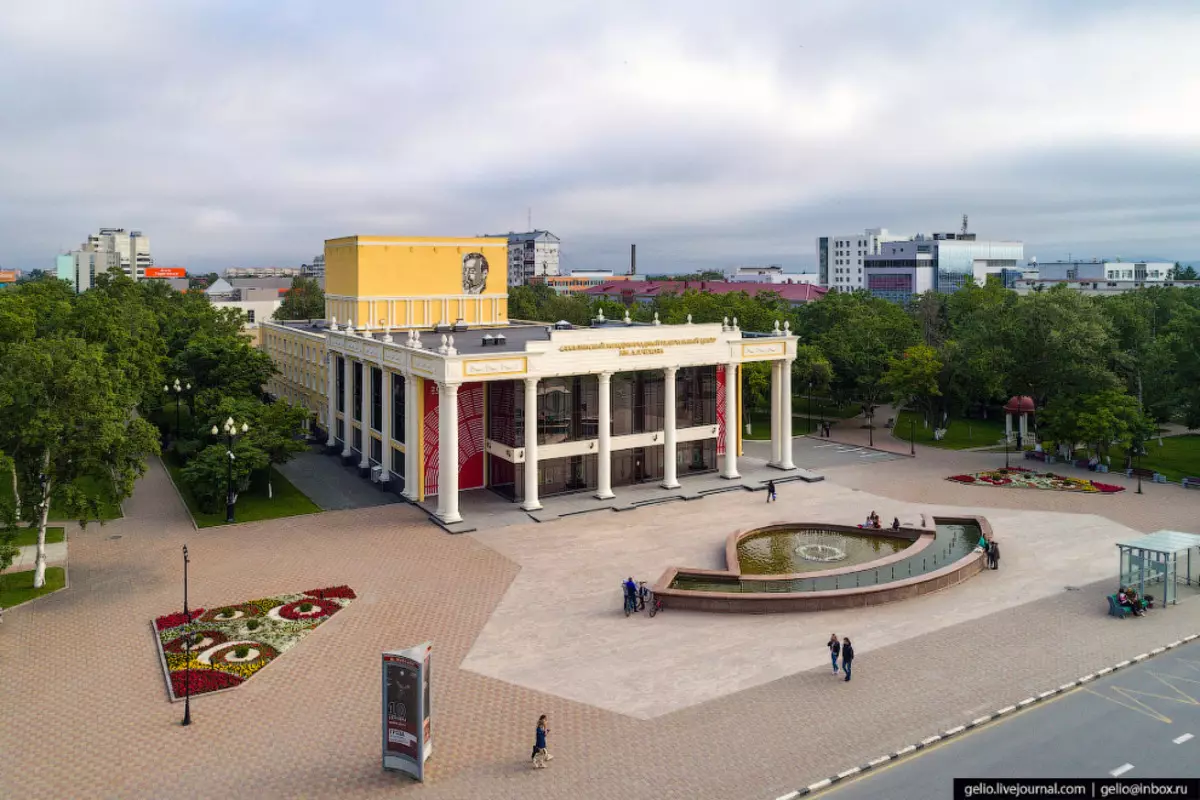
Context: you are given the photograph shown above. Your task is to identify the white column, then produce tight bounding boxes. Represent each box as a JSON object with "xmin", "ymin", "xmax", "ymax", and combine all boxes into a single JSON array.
[
  {"xmin": 359, "ymin": 363, "xmax": 371, "ymax": 469},
  {"xmin": 437, "ymin": 383, "xmax": 462, "ymax": 523},
  {"xmin": 721, "ymin": 363, "xmax": 740, "ymax": 479},
  {"xmin": 325, "ymin": 354, "xmax": 336, "ymax": 447},
  {"xmin": 662, "ymin": 366, "xmax": 680, "ymax": 488},
  {"xmin": 522, "ymin": 377, "xmax": 542, "ymax": 511},
  {"xmin": 340, "ymin": 356, "xmax": 352, "ymax": 457},
  {"xmin": 379, "ymin": 369, "xmax": 392, "ymax": 482},
  {"xmin": 596, "ymin": 372, "xmax": 614, "ymax": 499},
  {"xmin": 402, "ymin": 374, "xmax": 419, "ymax": 501},
  {"xmin": 1019, "ymin": 412, "xmax": 1028, "ymax": 442},
  {"xmin": 780, "ymin": 358, "xmax": 796, "ymax": 470},
  {"xmin": 769, "ymin": 360, "xmax": 782, "ymax": 466},
  {"xmin": 1005, "ymin": 413, "xmax": 1013, "ymax": 442}
]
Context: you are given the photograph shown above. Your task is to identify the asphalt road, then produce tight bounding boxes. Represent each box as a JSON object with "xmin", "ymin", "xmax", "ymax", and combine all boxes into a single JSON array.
[
  {"xmin": 744, "ymin": 437, "xmax": 906, "ymax": 470},
  {"xmin": 819, "ymin": 638, "xmax": 1200, "ymax": 799}
]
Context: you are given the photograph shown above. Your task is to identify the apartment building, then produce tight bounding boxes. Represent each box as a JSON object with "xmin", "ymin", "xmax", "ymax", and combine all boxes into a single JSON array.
[
  {"xmin": 816, "ymin": 228, "xmax": 906, "ymax": 291},
  {"xmin": 481, "ymin": 230, "xmax": 561, "ymax": 286}
]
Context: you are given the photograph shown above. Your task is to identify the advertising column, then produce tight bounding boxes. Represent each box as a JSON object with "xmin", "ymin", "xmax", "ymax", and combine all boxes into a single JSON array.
[{"xmin": 382, "ymin": 642, "xmax": 433, "ymax": 780}]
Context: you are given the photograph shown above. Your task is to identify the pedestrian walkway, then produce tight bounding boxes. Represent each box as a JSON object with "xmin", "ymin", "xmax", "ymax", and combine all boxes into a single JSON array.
[
  {"xmin": 276, "ymin": 446, "xmax": 402, "ymax": 510},
  {"xmin": 9, "ymin": 541, "xmax": 67, "ymax": 570}
]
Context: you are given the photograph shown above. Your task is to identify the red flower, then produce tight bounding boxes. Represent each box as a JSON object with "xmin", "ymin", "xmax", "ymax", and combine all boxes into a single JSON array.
[
  {"xmin": 156, "ymin": 609, "xmax": 205, "ymax": 631},
  {"xmin": 304, "ymin": 585, "xmax": 356, "ymax": 600},
  {"xmin": 163, "ymin": 629, "xmax": 228, "ymax": 653},
  {"xmin": 950, "ymin": 475, "xmax": 975, "ymax": 483},
  {"xmin": 170, "ymin": 668, "xmax": 243, "ymax": 698}
]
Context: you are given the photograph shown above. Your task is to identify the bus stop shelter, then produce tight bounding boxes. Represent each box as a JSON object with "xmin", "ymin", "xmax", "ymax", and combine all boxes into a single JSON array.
[{"xmin": 1115, "ymin": 530, "xmax": 1200, "ymax": 607}]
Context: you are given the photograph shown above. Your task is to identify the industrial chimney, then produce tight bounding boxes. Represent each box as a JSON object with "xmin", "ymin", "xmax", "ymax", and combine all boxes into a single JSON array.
[{"xmin": 630, "ymin": 244, "xmax": 637, "ymax": 276}]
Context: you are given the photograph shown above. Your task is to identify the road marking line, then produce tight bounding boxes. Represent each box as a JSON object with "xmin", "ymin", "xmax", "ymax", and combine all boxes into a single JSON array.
[
  {"xmin": 996, "ymin": 705, "xmax": 1016, "ymax": 715},
  {"xmin": 807, "ymin": 779, "xmax": 832, "ymax": 792},
  {"xmin": 971, "ymin": 716, "xmax": 993, "ymax": 726},
  {"xmin": 1111, "ymin": 763, "xmax": 1134, "ymax": 777},
  {"xmin": 837, "ymin": 768, "xmax": 861, "ymax": 779},
  {"xmin": 1174, "ymin": 733, "xmax": 1194, "ymax": 744},
  {"xmin": 775, "ymin": 792, "xmax": 800, "ymax": 800},
  {"xmin": 812, "ymin": 444, "xmax": 837, "ymax": 449}
]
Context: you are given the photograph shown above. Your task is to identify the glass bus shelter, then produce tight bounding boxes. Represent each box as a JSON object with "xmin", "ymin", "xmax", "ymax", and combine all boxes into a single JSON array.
[{"xmin": 1115, "ymin": 530, "xmax": 1200, "ymax": 608}]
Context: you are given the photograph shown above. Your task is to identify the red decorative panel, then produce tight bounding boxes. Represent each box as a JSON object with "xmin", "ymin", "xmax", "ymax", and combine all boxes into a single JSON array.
[
  {"xmin": 422, "ymin": 381, "xmax": 485, "ymax": 497},
  {"xmin": 716, "ymin": 366, "xmax": 727, "ymax": 456}
]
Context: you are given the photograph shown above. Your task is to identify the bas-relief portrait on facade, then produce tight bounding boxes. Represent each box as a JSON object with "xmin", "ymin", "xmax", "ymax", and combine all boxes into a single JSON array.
[{"xmin": 462, "ymin": 252, "xmax": 489, "ymax": 295}]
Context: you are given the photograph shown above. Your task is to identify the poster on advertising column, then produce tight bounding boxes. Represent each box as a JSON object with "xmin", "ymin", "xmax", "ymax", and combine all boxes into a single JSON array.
[{"xmin": 382, "ymin": 643, "xmax": 433, "ymax": 780}]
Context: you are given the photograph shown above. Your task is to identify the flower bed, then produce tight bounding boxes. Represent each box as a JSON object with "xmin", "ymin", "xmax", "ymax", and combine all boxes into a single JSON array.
[
  {"xmin": 154, "ymin": 585, "xmax": 356, "ymax": 700},
  {"xmin": 945, "ymin": 468, "xmax": 1125, "ymax": 493}
]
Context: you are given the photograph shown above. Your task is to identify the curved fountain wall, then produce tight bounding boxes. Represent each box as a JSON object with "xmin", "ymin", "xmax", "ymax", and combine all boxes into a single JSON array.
[{"xmin": 652, "ymin": 516, "xmax": 992, "ymax": 613}]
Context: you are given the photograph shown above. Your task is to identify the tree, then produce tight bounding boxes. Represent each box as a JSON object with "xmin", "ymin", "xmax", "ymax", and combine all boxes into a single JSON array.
[
  {"xmin": 180, "ymin": 440, "xmax": 268, "ymax": 513},
  {"xmin": 274, "ymin": 276, "xmax": 326, "ymax": 321},
  {"xmin": 1039, "ymin": 389, "xmax": 1152, "ymax": 460},
  {"xmin": 882, "ymin": 345, "xmax": 943, "ymax": 421},
  {"xmin": 0, "ymin": 337, "xmax": 160, "ymax": 587},
  {"xmin": 1171, "ymin": 263, "xmax": 1198, "ymax": 281},
  {"xmin": 792, "ymin": 344, "xmax": 833, "ymax": 394},
  {"xmin": 201, "ymin": 395, "xmax": 308, "ymax": 497},
  {"xmin": 15, "ymin": 269, "xmax": 49, "ymax": 284},
  {"xmin": 175, "ymin": 331, "xmax": 275, "ymax": 419}
]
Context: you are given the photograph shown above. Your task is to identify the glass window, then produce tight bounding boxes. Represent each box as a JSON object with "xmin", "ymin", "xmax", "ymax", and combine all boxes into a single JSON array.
[
  {"xmin": 353, "ymin": 362, "xmax": 363, "ymax": 421},
  {"xmin": 353, "ymin": 427, "xmax": 362, "ymax": 452},
  {"xmin": 371, "ymin": 368, "xmax": 383, "ymax": 432},
  {"xmin": 679, "ymin": 439, "xmax": 717, "ymax": 475},
  {"xmin": 336, "ymin": 418, "xmax": 344, "ymax": 443},
  {"xmin": 336, "ymin": 356, "xmax": 345, "ymax": 412},
  {"xmin": 676, "ymin": 366, "xmax": 717, "ymax": 428},
  {"xmin": 536, "ymin": 375, "xmax": 599, "ymax": 445},
  {"xmin": 370, "ymin": 436, "xmax": 382, "ymax": 464},
  {"xmin": 487, "ymin": 380, "xmax": 521, "ymax": 446},
  {"xmin": 535, "ymin": 454, "xmax": 598, "ymax": 497},
  {"xmin": 611, "ymin": 371, "xmax": 664, "ymax": 435}
]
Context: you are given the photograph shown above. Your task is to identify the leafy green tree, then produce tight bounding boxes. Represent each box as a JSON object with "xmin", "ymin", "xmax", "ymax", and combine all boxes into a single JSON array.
[
  {"xmin": 176, "ymin": 331, "xmax": 276, "ymax": 421},
  {"xmin": 72, "ymin": 274, "xmax": 166, "ymax": 408},
  {"xmin": 180, "ymin": 440, "xmax": 269, "ymax": 513},
  {"xmin": 0, "ymin": 337, "xmax": 159, "ymax": 587},
  {"xmin": 1039, "ymin": 389, "xmax": 1152, "ymax": 460},
  {"xmin": 274, "ymin": 276, "xmax": 326, "ymax": 321},
  {"xmin": 200, "ymin": 395, "xmax": 309, "ymax": 496},
  {"xmin": 792, "ymin": 344, "xmax": 833, "ymax": 394},
  {"xmin": 1171, "ymin": 263, "xmax": 1198, "ymax": 281},
  {"xmin": 882, "ymin": 345, "xmax": 944, "ymax": 421}
]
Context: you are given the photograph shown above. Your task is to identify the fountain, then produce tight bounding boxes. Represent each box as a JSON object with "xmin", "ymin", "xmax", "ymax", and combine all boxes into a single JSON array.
[{"xmin": 796, "ymin": 533, "xmax": 849, "ymax": 563}]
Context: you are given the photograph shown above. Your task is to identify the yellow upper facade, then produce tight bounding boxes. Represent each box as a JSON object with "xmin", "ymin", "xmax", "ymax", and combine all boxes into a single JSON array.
[{"xmin": 324, "ymin": 235, "xmax": 509, "ymax": 329}]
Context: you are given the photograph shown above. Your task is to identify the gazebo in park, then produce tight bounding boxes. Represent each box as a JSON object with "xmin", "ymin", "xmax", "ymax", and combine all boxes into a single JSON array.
[
  {"xmin": 1115, "ymin": 530, "xmax": 1200, "ymax": 608},
  {"xmin": 1003, "ymin": 395, "xmax": 1036, "ymax": 444}
]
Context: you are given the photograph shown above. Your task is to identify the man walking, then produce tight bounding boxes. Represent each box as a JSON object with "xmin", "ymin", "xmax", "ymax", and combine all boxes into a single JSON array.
[
  {"xmin": 842, "ymin": 637, "xmax": 855, "ymax": 682},
  {"xmin": 766, "ymin": 479, "xmax": 777, "ymax": 503}
]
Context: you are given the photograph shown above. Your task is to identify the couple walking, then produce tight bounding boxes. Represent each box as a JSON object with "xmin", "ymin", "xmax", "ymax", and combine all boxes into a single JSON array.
[{"xmin": 827, "ymin": 634, "xmax": 855, "ymax": 682}]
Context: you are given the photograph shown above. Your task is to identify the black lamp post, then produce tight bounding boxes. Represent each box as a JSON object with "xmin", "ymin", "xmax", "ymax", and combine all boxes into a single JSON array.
[
  {"xmin": 1136, "ymin": 447, "xmax": 1144, "ymax": 495},
  {"xmin": 807, "ymin": 382, "xmax": 813, "ymax": 435},
  {"xmin": 212, "ymin": 417, "xmax": 249, "ymax": 524},
  {"xmin": 182, "ymin": 544, "xmax": 192, "ymax": 727},
  {"xmin": 910, "ymin": 417, "xmax": 916, "ymax": 455},
  {"xmin": 1004, "ymin": 431, "xmax": 1010, "ymax": 469},
  {"xmin": 164, "ymin": 378, "xmax": 191, "ymax": 442},
  {"xmin": 867, "ymin": 406, "xmax": 874, "ymax": 447}
]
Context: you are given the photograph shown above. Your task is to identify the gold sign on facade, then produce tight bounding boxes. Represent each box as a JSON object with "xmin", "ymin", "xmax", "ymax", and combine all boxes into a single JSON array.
[{"xmin": 560, "ymin": 337, "xmax": 717, "ymax": 357}]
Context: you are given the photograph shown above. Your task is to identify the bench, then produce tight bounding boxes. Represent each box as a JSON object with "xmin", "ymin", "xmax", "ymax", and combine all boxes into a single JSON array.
[
  {"xmin": 1106, "ymin": 594, "xmax": 1129, "ymax": 619},
  {"xmin": 1127, "ymin": 467, "xmax": 1154, "ymax": 480},
  {"xmin": 1183, "ymin": 477, "xmax": 1200, "ymax": 490}
]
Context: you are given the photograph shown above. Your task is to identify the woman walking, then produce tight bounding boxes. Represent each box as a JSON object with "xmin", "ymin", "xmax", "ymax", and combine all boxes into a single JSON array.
[
  {"xmin": 827, "ymin": 633, "xmax": 840, "ymax": 675},
  {"xmin": 842, "ymin": 637, "xmax": 855, "ymax": 682},
  {"xmin": 532, "ymin": 714, "xmax": 552, "ymax": 768},
  {"xmin": 766, "ymin": 479, "xmax": 777, "ymax": 503}
]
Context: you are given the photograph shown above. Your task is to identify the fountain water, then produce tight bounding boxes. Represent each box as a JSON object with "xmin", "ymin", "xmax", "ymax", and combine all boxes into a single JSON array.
[{"xmin": 795, "ymin": 532, "xmax": 849, "ymax": 563}]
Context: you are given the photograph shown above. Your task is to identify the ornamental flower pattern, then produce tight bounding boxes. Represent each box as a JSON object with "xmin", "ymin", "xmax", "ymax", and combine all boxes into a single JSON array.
[
  {"xmin": 945, "ymin": 468, "xmax": 1125, "ymax": 493},
  {"xmin": 154, "ymin": 586, "xmax": 354, "ymax": 700}
]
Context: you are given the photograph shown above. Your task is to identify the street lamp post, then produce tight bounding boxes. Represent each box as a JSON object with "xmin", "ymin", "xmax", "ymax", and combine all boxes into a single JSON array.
[
  {"xmin": 164, "ymin": 379, "xmax": 192, "ymax": 442},
  {"xmin": 1136, "ymin": 449, "xmax": 1144, "ymax": 495},
  {"xmin": 212, "ymin": 417, "xmax": 250, "ymax": 523},
  {"xmin": 1005, "ymin": 431, "xmax": 1010, "ymax": 469},
  {"xmin": 910, "ymin": 418, "xmax": 915, "ymax": 456},
  {"xmin": 807, "ymin": 382, "xmax": 813, "ymax": 435},
  {"xmin": 182, "ymin": 544, "xmax": 192, "ymax": 727},
  {"xmin": 867, "ymin": 405, "xmax": 874, "ymax": 447}
]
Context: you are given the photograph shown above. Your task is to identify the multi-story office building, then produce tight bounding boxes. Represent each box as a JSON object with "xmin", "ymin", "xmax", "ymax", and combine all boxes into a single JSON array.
[
  {"xmin": 65, "ymin": 227, "xmax": 153, "ymax": 291},
  {"xmin": 586, "ymin": 279, "xmax": 826, "ymax": 308},
  {"xmin": 529, "ymin": 270, "xmax": 630, "ymax": 296},
  {"xmin": 728, "ymin": 265, "xmax": 820, "ymax": 285},
  {"xmin": 300, "ymin": 254, "xmax": 325, "ymax": 280},
  {"xmin": 816, "ymin": 228, "xmax": 907, "ymax": 291},
  {"xmin": 482, "ymin": 230, "xmax": 561, "ymax": 286},
  {"xmin": 1014, "ymin": 260, "xmax": 1178, "ymax": 296},
  {"xmin": 864, "ymin": 230, "xmax": 1024, "ymax": 305},
  {"xmin": 261, "ymin": 234, "xmax": 799, "ymax": 526}
]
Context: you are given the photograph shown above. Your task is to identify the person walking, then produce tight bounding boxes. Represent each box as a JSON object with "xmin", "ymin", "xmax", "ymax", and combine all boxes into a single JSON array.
[
  {"xmin": 827, "ymin": 633, "xmax": 840, "ymax": 675},
  {"xmin": 841, "ymin": 637, "xmax": 855, "ymax": 682},
  {"xmin": 766, "ymin": 479, "xmax": 777, "ymax": 503},
  {"xmin": 990, "ymin": 540, "xmax": 1000, "ymax": 570},
  {"xmin": 532, "ymin": 714, "xmax": 552, "ymax": 768}
]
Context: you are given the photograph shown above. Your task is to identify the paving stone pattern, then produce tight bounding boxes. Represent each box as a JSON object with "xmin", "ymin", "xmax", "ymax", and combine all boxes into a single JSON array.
[{"xmin": 2, "ymin": 447, "xmax": 1200, "ymax": 799}]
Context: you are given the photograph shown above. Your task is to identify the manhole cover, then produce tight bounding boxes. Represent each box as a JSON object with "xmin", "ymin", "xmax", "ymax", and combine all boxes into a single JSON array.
[
  {"xmin": 108, "ymin": 535, "xmax": 122, "ymax": 541},
  {"xmin": 1064, "ymin": 585, "xmax": 1080, "ymax": 591}
]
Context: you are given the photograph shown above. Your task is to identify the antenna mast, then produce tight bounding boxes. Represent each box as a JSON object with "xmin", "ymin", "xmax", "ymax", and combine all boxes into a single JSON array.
[{"xmin": 961, "ymin": 214, "xmax": 969, "ymax": 236}]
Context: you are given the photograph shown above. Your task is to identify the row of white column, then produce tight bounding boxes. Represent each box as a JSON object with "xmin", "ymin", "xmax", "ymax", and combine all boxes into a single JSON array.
[{"xmin": 324, "ymin": 356, "xmax": 794, "ymax": 525}]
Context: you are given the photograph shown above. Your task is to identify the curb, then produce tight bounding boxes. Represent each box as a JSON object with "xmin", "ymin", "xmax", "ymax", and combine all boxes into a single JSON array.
[
  {"xmin": 801, "ymin": 434, "xmax": 913, "ymax": 459},
  {"xmin": 777, "ymin": 633, "xmax": 1199, "ymax": 798}
]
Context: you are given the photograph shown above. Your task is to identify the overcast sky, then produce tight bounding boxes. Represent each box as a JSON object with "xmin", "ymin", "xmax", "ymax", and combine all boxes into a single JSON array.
[{"xmin": 1, "ymin": 0, "xmax": 1197, "ymax": 274}]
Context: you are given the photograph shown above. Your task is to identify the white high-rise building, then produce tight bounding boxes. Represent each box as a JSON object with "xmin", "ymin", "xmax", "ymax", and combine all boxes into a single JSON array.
[
  {"xmin": 300, "ymin": 254, "xmax": 325, "ymax": 279},
  {"xmin": 482, "ymin": 230, "xmax": 561, "ymax": 286},
  {"xmin": 67, "ymin": 227, "xmax": 153, "ymax": 291},
  {"xmin": 815, "ymin": 227, "xmax": 907, "ymax": 291}
]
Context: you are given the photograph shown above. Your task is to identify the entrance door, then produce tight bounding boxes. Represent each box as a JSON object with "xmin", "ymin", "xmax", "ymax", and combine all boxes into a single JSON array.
[{"xmin": 633, "ymin": 448, "xmax": 646, "ymax": 483}]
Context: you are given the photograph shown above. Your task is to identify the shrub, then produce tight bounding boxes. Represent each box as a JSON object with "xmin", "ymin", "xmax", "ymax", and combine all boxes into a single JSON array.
[
  {"xmin": 234, "ymin": 646, "xmax": 250, "ymax": 658},
  {"xmin": 298, "ymin": 602, "xmax": 313, "ymax": 612}
]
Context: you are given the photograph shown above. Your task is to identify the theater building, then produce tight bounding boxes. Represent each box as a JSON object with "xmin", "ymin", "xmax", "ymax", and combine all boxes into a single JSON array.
[{"xmin": 262, "ymin": 235, "xmax": 799, "ymax": 525}]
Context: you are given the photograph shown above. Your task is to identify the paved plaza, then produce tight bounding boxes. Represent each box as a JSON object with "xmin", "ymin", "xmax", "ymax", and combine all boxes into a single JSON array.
[{"xmin": 2, "ymin": 445, "xmax": 1200, "ymax": 800}]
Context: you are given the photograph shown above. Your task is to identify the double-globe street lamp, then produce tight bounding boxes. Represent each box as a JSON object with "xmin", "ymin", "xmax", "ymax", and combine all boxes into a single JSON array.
[
  {"xmin": 212, "ymin": 417, "xmax": 250, "ymax": 523},
  {"xmin": 163, "ymin": 378, "xmax": 192, "ymax": 442},
  {"xmin": 182, "ymin": 544, "xmax": 192, "ymax": 727}
]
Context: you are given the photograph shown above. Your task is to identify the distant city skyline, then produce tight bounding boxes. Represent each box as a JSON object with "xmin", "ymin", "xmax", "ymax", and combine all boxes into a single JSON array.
[{"xmin": 1, "ymin": 1, "xmax": 1197, "ymax": 274}]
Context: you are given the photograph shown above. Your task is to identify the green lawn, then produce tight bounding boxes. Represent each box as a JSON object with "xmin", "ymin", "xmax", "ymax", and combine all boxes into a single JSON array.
[
  {"xmin": 165, "ymin": 460, "xmax": 321, "ymax": 528},
  {"xmin": 0, "ymin": 566, "xmax": 67, "ymax": 609},
  {"xmin": 893, "ymin": 410, "xmax": 1008, "ymax": 450},
  {"xmin": 1113, "ymin": 435, "xmax": 1200, "ymax": 483},
  {"xmin": 744, "ymin": 399, "xmax": 862, "ymax": 440},
  {"xmin": 8, "ymin": 526, "xmax": 65, "ymax": 548},
  {"xmin": 0, "ymin": 474, "xmax": 121, "ymax": 521}
]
